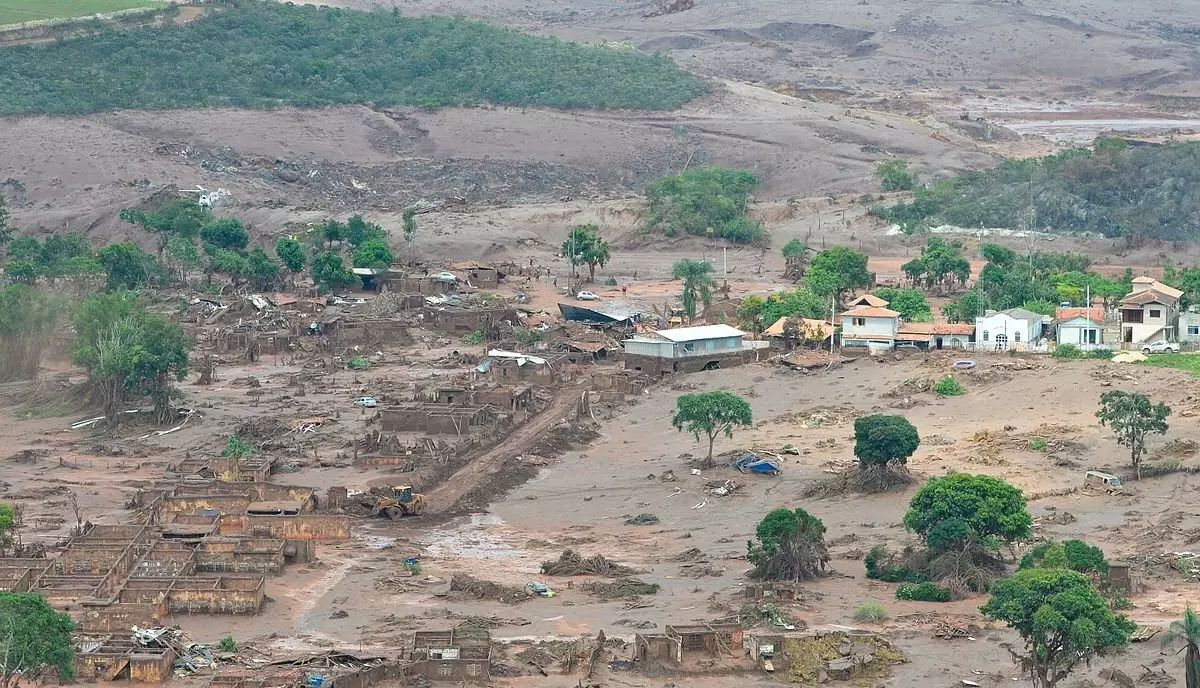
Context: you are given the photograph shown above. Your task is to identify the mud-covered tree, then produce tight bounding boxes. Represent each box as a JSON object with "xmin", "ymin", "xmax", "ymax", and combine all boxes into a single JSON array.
[
  {"xmin": 119, "ymin": 198, "xmax": 210, "ymax": 258},
  {"xmin": 672, "ymin": 258, "xmax": 714, "ymax": 319},
  {"xmin": 1096, "ymin": 389, "xmax": 1170, "ymax": 479},
  {"xmin": 747, "ymin": 507, "xmax": 829, "ymax": 582},
  {"xmin": 402, "ymin": 207, "xmax": 418, "ymax": 260},
  {"xmin": 904, "ymin": 473, "xmax": 1032, "ymax": 552},
  {"xmin": 244, "ymin": 246, "xmax": 279, "ymax": 290},
  {"xmin": 1162, "ymin": 606, "xmax": 1200, "ymax": 688},
  {"xmin": 0, "ymin": 286, "xmax": 61, "ymax": 383},
  {"xmin": 0, "ymin": 591, "xmax": 76, "ymax": 688},
  {"xmin": 275, "ymin": 236, "xmax": 306, "ymax": 277},
  {"xmin": 854, "ymin": 414, "xmax": 920, "ymax": 468},
  {"xmin": 561, "ymin": 224, "xmax": 611, "ymax": 283},
  {"xmin": 782, "ymin": 239, "xmax": 808, "ymax": 281},
  {"xmin": 670, "ymin": 390, "xmax": 752, "ymax": 467},
  {"xmin": 981, "ymin": 568, "xmax": 1134, "ymax": 687},
  {"xmin": 0, "ymin": 196, "xmax": 11, "ymax": 251}
]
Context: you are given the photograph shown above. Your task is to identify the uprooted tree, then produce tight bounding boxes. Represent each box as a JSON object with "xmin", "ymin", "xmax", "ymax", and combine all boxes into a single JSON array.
[
  {"xmin": 670, "ymin": 390, "xmax": 752, "ymax": 467},
  {"xmin": 851, "ymin": 413, "xmax": 920, "ymax": 490},
  {"xmin": 73, "ymin": 293, "xmax": 192, "ymax": 430},
  {"xmin": 0, "ymin": 591, "xmax": 75, "ymax": 688},
  {"xmin": 1096, "ymin": 389, "xmax": 1170, "ymax": 479},
  {"xmin": 981, "ymin": 568, "xmax": 1134, "ymax": 687},
  {"xmin": 747, "ymin": 507, "xmax": 829, "ymax": 582}
]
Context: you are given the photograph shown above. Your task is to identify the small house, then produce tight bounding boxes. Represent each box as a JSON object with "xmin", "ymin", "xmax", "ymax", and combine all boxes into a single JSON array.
[
  {"xmin": 975, "ymin": 308, "xmax": 1048, "ymax": 350},
  {"xmin": 1120, "ymin": 278, "xmax": 1182, "ymax": 344},
  {"xmin": 1181, "ymin": 309, "xmax": 1200, "ymax": 343},
  {"xmin": 1055, "ymin": 306, "xmax": 1107, "ymax": 347},
  {"xmin": 624, "ymin": 324, "xmax": 756, "ymax": 375},
  {"xmin": 763, "ymin": 317, "xmax": 833, "ymax": 349}
]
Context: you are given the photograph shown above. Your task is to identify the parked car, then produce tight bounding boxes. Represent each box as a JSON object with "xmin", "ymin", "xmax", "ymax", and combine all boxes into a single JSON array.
[
  {"xmin": 354, "ymin": 396, "xmax": 378, "ymax": 408},
  {"xmin": 576, "ymin": 290, "xmax": 600, "ymax": 301},
  {"xmin": 1142, "ymin": 340, "xmax": 1180, "ymax": 354}
]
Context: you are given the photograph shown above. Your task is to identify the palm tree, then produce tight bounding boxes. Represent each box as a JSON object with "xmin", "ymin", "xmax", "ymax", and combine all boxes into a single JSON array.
[
  {"xmin": 1163, "ymin": 606, "xmax": 1200, "ymax": 688},
  {"xmin": 672, "ymin": 258, "xmax": 714, "ymax": 320}
]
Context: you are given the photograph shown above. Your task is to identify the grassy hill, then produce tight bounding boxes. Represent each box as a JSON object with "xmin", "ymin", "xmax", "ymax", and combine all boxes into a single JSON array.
[
  {"xmin": 0, "ymin": 0, "xmax": 162, "ymax": 26},
  {"xmin": 0, "ymin": 0, "xmax": 707, "ymax": 116},
  {"xmin": 873, "ymin": 139, "xmax": 1200, "ymax": 243}
]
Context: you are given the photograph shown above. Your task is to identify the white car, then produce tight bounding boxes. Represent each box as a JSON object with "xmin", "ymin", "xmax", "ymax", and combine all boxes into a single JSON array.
[
  {"xmin": 576, "ymin": 291, "xmax": 600, "ymax": 301},
  {"xmin": 354, "ymin": 396, "xmax": 378, "ymax": 408},
  {"xmin": 1142, "ymin": 340, "xmax": 1180, "ymax": 354}
]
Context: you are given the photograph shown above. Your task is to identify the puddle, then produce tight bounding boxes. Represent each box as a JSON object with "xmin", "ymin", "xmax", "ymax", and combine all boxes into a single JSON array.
[{"xmin": 424, "ymin": 513, "xmax": 526, "ymax": 560}]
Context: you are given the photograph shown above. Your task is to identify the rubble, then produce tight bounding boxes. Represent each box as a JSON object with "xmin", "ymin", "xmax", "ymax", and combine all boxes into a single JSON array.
[
  {"xmin": 625, "ymin": 513, "xmax": 660, "ymax": 526},
  {"xmin": 540, "ymin": 549, "xmax": 638, "ymax": 576},
  {"xmin": 783, "ymin": 632, "xmax": 906, "ymax": 684},
  {"xmin": 580, "ymin": 578, "xmax": 660, "ymax": 599},
  {"xmin": 447, "ymin": 574, "xmax": 529, "ymax": 604}
]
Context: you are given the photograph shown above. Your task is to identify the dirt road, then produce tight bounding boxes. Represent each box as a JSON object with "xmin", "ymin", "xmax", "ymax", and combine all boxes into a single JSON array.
[{"xmin": 424, "ymin": 381, "xmax": 587, "ymax": 514}]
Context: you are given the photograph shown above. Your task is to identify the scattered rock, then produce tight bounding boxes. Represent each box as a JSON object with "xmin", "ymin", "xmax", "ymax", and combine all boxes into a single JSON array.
[{"xmin": 626, "ymin": 513, "xmax": 660, "ymax": 526}]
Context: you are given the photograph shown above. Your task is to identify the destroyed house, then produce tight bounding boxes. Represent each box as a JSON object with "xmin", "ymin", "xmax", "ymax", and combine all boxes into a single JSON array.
[
  {"xmin": 624, "ymin": 324, "xmax": 754, "ymax": 375},
  {"xmin": 409, "ymin": 629, "xmax": 491, "ymax": 683}
]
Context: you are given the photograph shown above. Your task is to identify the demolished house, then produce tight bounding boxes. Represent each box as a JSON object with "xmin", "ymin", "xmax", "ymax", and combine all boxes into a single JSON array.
[{"xmin": 409, "ymin": 629, "xmax": 491, "ymax": 683}]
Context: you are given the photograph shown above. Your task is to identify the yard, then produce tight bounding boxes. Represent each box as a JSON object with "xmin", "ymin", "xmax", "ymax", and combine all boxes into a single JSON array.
[
  {"xmin": 1138, "ymin": 351, "xmax": 1200, "ymax": 376},
  {"xmin": 0, "ymin": 0, "xmax": 163, "ymax": 26}
]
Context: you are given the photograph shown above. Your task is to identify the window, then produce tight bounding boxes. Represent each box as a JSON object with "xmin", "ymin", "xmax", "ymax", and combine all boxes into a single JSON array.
[
  {"xmin": 683, "ymin": 342, "xmax": 695, "ymax": 352},
  {"xmin": 1087, "ymin": 329, "xmax": 1098, "ymax": 344},
  {"xmin": 853, "ymin": 318, "xmax": 865, "ymax": 327},
  {"xmin": 1190, "ymin": 326, "xmax": 1200, "ymax": 336},
  {"xmin": 1014, "ymin": 331, "xmax": 1021, "ymax": 343},
  {"xmin": 705, "ymin": 340, "xmax": 715, "ymax": 350},
  {"xmin": 982, "ymin": 330, "xmax": 989, "ymax": 342},
  {"xmin": 1150, "ymin": 309, "xmax": 1162, "ymax": 319}
]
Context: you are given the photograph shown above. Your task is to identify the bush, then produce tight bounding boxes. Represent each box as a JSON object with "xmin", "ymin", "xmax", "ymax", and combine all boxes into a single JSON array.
[
  {"xmin": 1088, "ymin": 348, "xmax": 1114, "ymax": 359},
  {"xmin": 643, "ymin": 168, "xmax": 761, "ymax": 243},
  {"xmin": 604, "ymin": 276, "xmax": 617, "ymax": 286},
  {"xmin": 1028, "ymin": 438, "xmax": 1047, "ymax": 451},
  {"xmin": 865, "ymin": 545, "xmax": 929, "ymax": 583},
  {"xmin": 346, "ymin": 356, "xmax": 372, "ymax": 370},
  {"xmin": 876, "ymin": 159, "xmax": 918, "ymax": 192},
  {"xmin": 217, "ymin": 636, "xmax": 237, "ymax": 653},
  {"xmin": 721, "ymin": 216, "xmax": 767, "ymax": 244},
  {"xmin": 853, "ymin": 601, "xmax": 888, "ymax": 622},
  {"xmin": 1053, "ymin": 344, "xmax": 1083, "ymax": 359},
  {"xmin": 895, "ymin": 582, "xmax": 952, "ymax": 602},
  {"xmin": 0, "ymin": 2, "xmax": 707, "ymax": 116},
  {"xmin": 221, "ymin": 435, "xmax": 253, "ymax": 459},
  {"xmin": 462, "ymin": 330, "xmax": 484, "ymax": 344},
  {"xmin": 932, "ymin": 374, "xmax": 965, "ymax": 396}
]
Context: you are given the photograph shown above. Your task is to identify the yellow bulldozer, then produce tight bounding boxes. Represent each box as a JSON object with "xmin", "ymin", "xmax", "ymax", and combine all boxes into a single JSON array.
[{"xmin": 363, "ymin": 485, "xmax": 425, "ymax": 519}]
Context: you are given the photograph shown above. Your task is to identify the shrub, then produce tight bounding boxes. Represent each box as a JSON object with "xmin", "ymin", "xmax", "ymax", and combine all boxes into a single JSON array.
[
  {"xmin": 221, "ymin": 435, "xmax": 253, "ymax": 458},
  {"xmin": 853, "ymin": 601, "xmax": 888, "ymax": 622},
  {"xmin": 346, "ymin": 356, "xmax": 372, "ymax": 370},
  {"xmin": 462, "ymin": 330, "xmax": 484, "ymax": 344},
  {"xmin": 643, "ymin": 168, "xmax": 761, "ymax": 243},
  {"xmin": 1088, "ymin": 348, "xmax": 1114, "ymax": 359},
  {"xmin": 876, "ymin": 159, "xmax": 918, "ymax": 191},
  {"xmin": 865, "ymin": 545, "xmax": 929, "ymax": 583},
  {"xmin": 604, "ymin": 276, "xmax": 618, "ymax": 286},
  {"xmin": 932, "ymin": 374, "xmax": 965, "ymax": 396},
  {"xmin": 217, "ymin": 636, "xmax": 237, "ymax": 653},
  {"xmin": 1028, "ymin": 438, "xmax": 1047, "ymax": 451},
  {"xmin": 895, "ymin": 582, "xmax": 952, "ymax": 602},
  {"xmin": 1053, "ymin": 344, "xmax": 1083, "ymax": 359}
]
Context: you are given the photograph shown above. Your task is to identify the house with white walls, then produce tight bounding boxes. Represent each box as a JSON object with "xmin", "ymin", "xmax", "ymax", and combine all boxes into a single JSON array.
[
  {"xmin": 839, "ymin": 305, "xmax": 900, "ymax": 349},
  {"xmin": 1120, "ymin": 277, "xmax": 1182, "ymax": 344},
  {"xmin": 975, "ymin": 308, "xmax": 1049, "ymax": 351},
  {"xmin": 1055, "ymin": 306, "xmax": 1108, "ymax": 348}
]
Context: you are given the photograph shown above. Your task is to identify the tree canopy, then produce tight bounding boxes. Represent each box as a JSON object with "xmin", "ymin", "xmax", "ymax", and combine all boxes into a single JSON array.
[
  {"xmin": 561, "ymin": 224, "xmax": 611, "ymax": 283},
  {"xmin": 0, "ymin": 1, "xmax": 707, "ymax": 116},
  {"xmin": 904, "ymin": 473, "xmax": 1032, "ymax": 548},
  {"xmin": 311, "ymin": 251, "xmax": 357, "ymax": 292},
  {"xmin": 200, "ymin": 218, "xmax": 251, "ymax": 251},
  {"xmin": 876, "ymin": 159, "xmax": 918, "ymax": 191},
  {"xmin": 672, "ymin": 258, "xmax": 715, "ymax": 319},
  {"xmin": 353, "ymin": 239, "xmax": 394, "ymax": 270},
  {"xmin": 980, "ymin": 568, "xmax": 1134, "ymax": 687},
  {"xmin": 870, "ymin": 287, "xmax": 931, "ymax": 321},
  {"xmin": 805, "ymin": 246, "xmax": 871, "ymax": 305},
  {"xmin": 853, "ymin": 414, "xmax": 920, "ymax": 467},
  {"xmin": 644, "ymin": 168, "xmax": 764, "ymax": 244},
  {"xmin": 1096, "ymin": 390, "xmax": 1170, "ymax": 479},
  {"xmin": 670, "ymin": 391, "xmax": 753, "ymax": 466},
  {"xmin": 901, "ymin": 238, "xmax": 971, "ymax": 292},
  {"xmin": 275, "ymin": 237, "xmax": 306, "ymax": 274},
  {"xmin": 0, "ymin": 591, "xmax": 76, "ymax": 688},
  {"xmin": 119, "ymin": 199, "xmax": 210, "ymax": 256},
  {"xmin": 747, "ymin": 507, "xmax": 829, "ymax": 582}
]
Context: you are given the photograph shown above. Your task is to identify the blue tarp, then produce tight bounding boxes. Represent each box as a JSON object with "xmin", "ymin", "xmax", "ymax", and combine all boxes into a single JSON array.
[{"xmin": 734, "ymin": 452, "xmax": 781, "ymax": 475}]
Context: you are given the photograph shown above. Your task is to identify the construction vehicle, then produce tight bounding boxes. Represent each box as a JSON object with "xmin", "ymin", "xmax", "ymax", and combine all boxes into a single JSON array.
[
  {"xmin": 362, "ymin": 485, "xmax": 425, "ymax": 519},
  {"xmin": 667, "ymin": 307, "xmax": 685, "ymax": 326}
]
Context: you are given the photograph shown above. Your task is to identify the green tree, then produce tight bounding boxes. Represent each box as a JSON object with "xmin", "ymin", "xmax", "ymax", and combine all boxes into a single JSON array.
[
  {"xmin": 402, "ymin": 207, "xmax": 418, "ymax": 260},
  {"xmin": 344, "ymin": 214, "xmax": 386, "ymax": 247},
  {"xmin": 119, "ymin": 198, "xmax": 210, "ymax": 257},
  {"xmin": 244, "ymin": 246, "xmax": 279, "ymax": 290},
  {"xmin": 747, "ymin": 507, "xmax": 829, "ymax": 582},
  {"xmin": 0, "ymin": 591, "xmax": 76, "ymax": 688},
  {"xmin": 672, "ymin": 258, "xmax": 714, "ymax": 319},
  {"xmin": 275, "ymin": 236, "xmax": 306, "ymax": 275},
  {"xmin": 206, "ymin": 247, "xmax": 248, "ymax": 286},
  {"xmin": 126, "ymin": 313, "xmax": 192, "ymax": 424},
  {"xmin": 760, "ymin": 286, "xmax": 825, "ymax": 324},
  {"xmin": 561, "ymin": 224, "xmax": 612, "ymax": 283},
  {"xmin": 643, "ymin": 167, "xmax": 761, "ymax": 243},
  {"xmin": 97, "ymin": 242, "xmax": 163, "ymax": 290},
  {"xmin": 200, "ymin": 218, "xmax": 250, "ymax": 251},
  {"xmin": 1162, "ymin": 606, "xmax": 1200, "ymax": 688},
  {"xmin": 165, "ymin": 234, "xmax": 203, "ymax": 279},
  {"xmin": 902, "ymin": 238, "xmax": 971, "ymax": 292},
  {"xmin": 871, "ymin": 287, "xmax": 931, "ymax": 321},
  {"xmin": 1022, "ymin": 299, "xmax": 1057, "ymax": 316},
  {"xmin": 853, "ymin": 414, "xmax": 920, "ymax": 469},
  {"xmin": 353, "ymin": 239, "xmax": 394, "ymax": 270},
  {"xmin": 781, "ymin": 238, "xmax": 808, "ymax": 281},
  {"xmin": 311, "ymin": 251, "xmax": 357, "ymax": 292},
  {"xmin": 980, "ymin": 568, "xmax": 1134, "ymax": 687},
  {"xmin": 805, "ymin": 246, "xmax": 871, "ymax": 305},
  {"xmin": 904, "ymin": 473, "xmax": 1032, "ymax": 548},
  {"xmin": 876, "ymin": 159, "xmax": 918, "ymax": 191},
  {"xmin": 0, "ymin": 503, "xmax": 13, "ymax": 555},
  {"xmin": 736, "ymin": 295, "xmax": 766, "ymax": 331},
  {"xmin": 1096, "ymin": 389, "xmax": 1170, "ymax": 479},
  {"xmin": 1019, "ymin": 539, "xmax": 1108, "ymax": 575},
  {"xmin": 0, "ymin": 196, "xmax": 12, "ymax": 250},
  {"xmin": 670, "ymin": 390, "xmax": 753, "ymax": 467}
]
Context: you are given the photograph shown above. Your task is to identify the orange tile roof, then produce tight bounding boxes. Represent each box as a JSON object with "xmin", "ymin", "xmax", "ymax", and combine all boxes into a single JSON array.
[
  {"xmin": 932, "ymin": 323, "xmax": 976, "ymax": 335},
  {"xmin": 839, "ymin": 306, "xmax": 900, "ymax": 318},
  {"xmin": 850, "ymin": 294, "xmax": 890, "ymax": 308},
  {"xmin": 764, "ymin": 317, "xmax": 833, "ymax": 338},
  {"xmin": 1056, "ymin": 306, "xmax": 1105, "ymax": 322}
]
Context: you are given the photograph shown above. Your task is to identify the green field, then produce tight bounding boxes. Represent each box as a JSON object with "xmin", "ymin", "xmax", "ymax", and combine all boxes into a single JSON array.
[
  {"xmin": 1138, "ymin": 352, "xmax": 1200, "ymax": 377},
  {"xmin": 0, "ymin": 0, "xmax": 163, "ymax": 27}
]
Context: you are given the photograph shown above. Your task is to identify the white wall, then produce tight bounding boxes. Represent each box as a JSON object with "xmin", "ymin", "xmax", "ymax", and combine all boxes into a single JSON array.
[
  {"xmin": 841, "ymin": 315, "xmax": 897, "ymax": 340},
  {"xmin": 1058, "ymin": 322, "xmax": 1103, "ymax": 346},
  {"xmin": 976, "ymin": 313, "xmax": 1040, "ymax": 348}
]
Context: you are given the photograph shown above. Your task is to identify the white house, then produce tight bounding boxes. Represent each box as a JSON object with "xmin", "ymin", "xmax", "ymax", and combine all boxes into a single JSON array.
[
  {"xmin": 975, "ymin": 308, "xmax": 1048, "ymax": 351},
  {"xmin": 1055, "ymin": 306, "xmax": 1107, "ymax": 347},
  {"xmin": 1120, "ymin": 277, "xmax": 1182, "ymax": 344},
  {"xmin": 1182, "ymin": 309, "xmax": 1200, "ymax": 343},
  {"xmin": 624, "ymin": 323, "xmax": 766, "ymax": 374},
  {"xmin": 839, "ymin": 305, "xmax": 900, "ymax": 349}
]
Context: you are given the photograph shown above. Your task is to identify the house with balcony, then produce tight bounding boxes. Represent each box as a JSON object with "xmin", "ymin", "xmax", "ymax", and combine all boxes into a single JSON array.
[
  {"xmin": 624, "ymin": 324, "xmax": 765, "ymax": 375},
  {"xmin": 1120, "ymin": 277, "xmax": 1182, "ymax": 345}
]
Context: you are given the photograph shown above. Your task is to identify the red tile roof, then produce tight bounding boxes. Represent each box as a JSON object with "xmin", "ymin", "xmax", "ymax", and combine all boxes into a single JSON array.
[
  {"xmin": 839, "ymin": 306, "xmax": 900, "ymax": 318},
  {"xmin": 1056, "ymin": 306, "xmax": 1105, "ymax": 322}
]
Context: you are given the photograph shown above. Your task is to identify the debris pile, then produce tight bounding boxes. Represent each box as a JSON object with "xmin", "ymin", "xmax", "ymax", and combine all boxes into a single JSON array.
[
  {"xmin": 580, "ymin": 578, "xmax": 660, "ymax": 599},
  {"xmin": 881, "ymin": 377, "xmax": 933, "ymax": 399},
  {"xmin": 448, "ymin": 574, "xmax": 529, "ymax": 604},
  {"xmin": 783, "ymin": 632, "xmax": 906, "ymax": 685},
  {"xmin": 540, "ymin": 549, "xmax": 637, "ymax": 576},
  {"xmin": 625, "ymin": 513, "xmax": 660, "ymax": 526},
  {"xmin": 793, "ymin": 405, "xmax": 858, "ymax": 428}
]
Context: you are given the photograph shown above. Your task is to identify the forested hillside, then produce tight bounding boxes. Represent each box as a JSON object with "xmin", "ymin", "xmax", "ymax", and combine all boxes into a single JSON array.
[
  {"xmin": 874, "ymin": 139, "xmax": 1200, "ymax": 243},
  {"xmin": 0, "ymin": 0, "xmax": 707, "ymax": 115}
]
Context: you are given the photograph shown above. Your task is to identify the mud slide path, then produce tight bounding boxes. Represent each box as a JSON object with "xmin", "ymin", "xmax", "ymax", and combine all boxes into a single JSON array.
[{"xmin": 425, "ymin": 381, "xmax": 587, "ymax": 514}]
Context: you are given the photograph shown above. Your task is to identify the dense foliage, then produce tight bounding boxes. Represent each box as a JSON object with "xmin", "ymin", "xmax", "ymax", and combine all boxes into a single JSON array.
[
  {"xmin": 0, "ymin": 1, "xmax": 707, "ymax": 116},
  {"xmin": 0, "ymin": 591, "xmax": 75, "ymax": 688},
  {"xmin": 1162, "ymin": 607, "xmax": 1200, "ymax": 688},
  {"xmin": 644, "ymin": 168, "xmax": 764, "ymax": 243},
  {"xmin": 1096, "ymin": 389, "xmax": 1171, "ymax": 479},
  {"xmin": 870, "ymin": 286, "xmax": 931, "ymax": 321},
  {"xmin": 1019, "ymin": 539, "xmax": 1108, "ymax": 575},
  {"xmin": 895, "ymin": 581, "xmax": 951, "ymax": 602},
  {"xmin": 901, "ymin": 238, "xmax": 970, "ymax": 292},
  {"xmin": 872, "ymin": 139, "xmax": 1200, "ymax": 242},
  {"xmin": 0, "ymin": 286, "xmax": 64, "ymax": 382},
  {"xmin": 561, "ymin": 224, "xmax": 611, "ymax": 283},
  {"xmin": 876, "ymin": 159, "xmax": 918, "ymax": 192},
  {"xmin": 853, "ymin": 414, "xmax": 920, "ymax": 467},
  {"xmin": 981, "ymin": 568, "xmax": 1134, "ymax": 687},
  {"xmin": 670, "ymin": 390, "xmax": 753, "ymax": 465},
  {"xmin": 747, "ymin": 507, "xmax": 829, "ymax": 582},
  {"xmin": 904, "ymin": 473, "xmax": 1032, "ymax": 548}
]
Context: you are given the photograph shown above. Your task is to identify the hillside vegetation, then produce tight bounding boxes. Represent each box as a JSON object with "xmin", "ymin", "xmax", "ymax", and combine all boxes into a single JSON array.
[
  {"xmin": 0, "ymin": 0, "xmax": 161, "ymax": 26},
  {"xmin": 874, "ymin": 139, "xmax": 1200, "ymax": 243},
  {"xmin": 0, "ymin": 0, "xmax": 707, "ymax": 115}
]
